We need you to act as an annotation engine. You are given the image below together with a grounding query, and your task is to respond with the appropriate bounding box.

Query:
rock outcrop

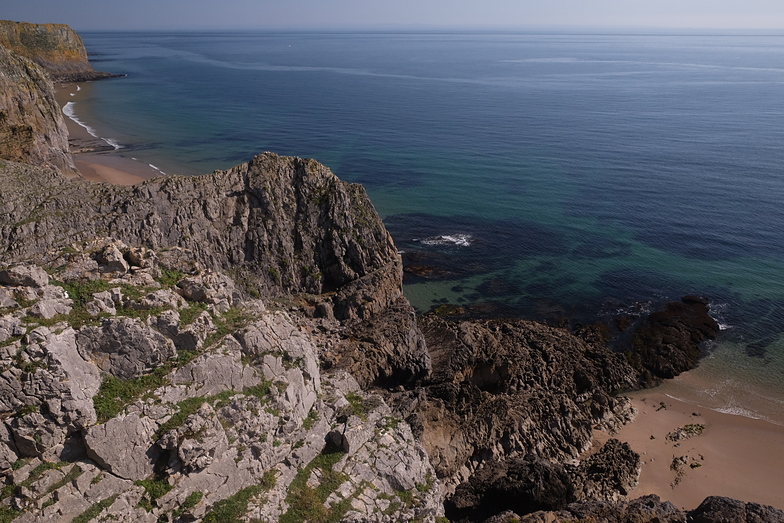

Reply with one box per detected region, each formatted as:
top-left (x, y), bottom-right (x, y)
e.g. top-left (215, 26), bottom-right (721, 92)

top-left (0, 20), bottom-right (116, 82)
top-left (0, 241), bottom-right (444, 522)
top-left (0, 46), bottom-right (74, 173)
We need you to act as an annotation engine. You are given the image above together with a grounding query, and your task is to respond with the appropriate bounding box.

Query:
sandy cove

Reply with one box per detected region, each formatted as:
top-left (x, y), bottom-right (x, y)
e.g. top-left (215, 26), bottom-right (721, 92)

top-left (593, 376), bottom-right (784, 511)
top-left (55, 83), bottom-right (163, 185)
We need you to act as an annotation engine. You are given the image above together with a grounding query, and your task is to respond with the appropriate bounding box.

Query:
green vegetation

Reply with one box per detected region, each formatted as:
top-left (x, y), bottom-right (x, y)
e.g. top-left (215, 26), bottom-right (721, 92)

top-left (156, 268), bottom-right (185, 288)
top-left (204, 307), bottom-right (254, 347)
top-left (173, 490), bottom-right (204, 519)
top-left (71, 494), bottom-right (118, 523)
top-left (93, 366), bottom-right (170, 423)
top-left (279, 445), bottom-right (349, 523)
top-left (134, 474), bottom-right (174, 509)
top-left (202, 471), bottom-right (275, 523)
top-left (179, 302), bottom-right (208, 326)
top-left (344, 392), bottom-right (369, 420)
top-left (302, 409), bottom-right (318, 430)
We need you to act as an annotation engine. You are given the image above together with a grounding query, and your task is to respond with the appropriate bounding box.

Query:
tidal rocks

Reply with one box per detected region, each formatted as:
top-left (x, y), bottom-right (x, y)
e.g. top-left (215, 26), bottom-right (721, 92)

top-left (625, 296), bottom-right (720, 386)
top-left (403, 314), bottom-right (637, 488)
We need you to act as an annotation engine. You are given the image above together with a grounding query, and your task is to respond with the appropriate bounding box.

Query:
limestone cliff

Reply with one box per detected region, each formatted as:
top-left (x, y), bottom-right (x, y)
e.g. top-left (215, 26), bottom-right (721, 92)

top-left (0, 46), bottom-right (74, 173)
top-left (0, 20), bottom-right (116, 82)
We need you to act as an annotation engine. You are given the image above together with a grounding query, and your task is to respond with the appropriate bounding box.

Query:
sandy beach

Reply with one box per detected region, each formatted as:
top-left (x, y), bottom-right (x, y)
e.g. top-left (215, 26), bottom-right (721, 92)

top-left (55, 83), bottom-right (164, 185)
top-left (594, 373), bottom-right (784, 511)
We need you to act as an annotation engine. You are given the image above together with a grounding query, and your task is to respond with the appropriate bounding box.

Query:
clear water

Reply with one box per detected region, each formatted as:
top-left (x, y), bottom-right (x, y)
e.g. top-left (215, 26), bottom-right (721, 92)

top-left (72, 31), bottom-right (784, 421)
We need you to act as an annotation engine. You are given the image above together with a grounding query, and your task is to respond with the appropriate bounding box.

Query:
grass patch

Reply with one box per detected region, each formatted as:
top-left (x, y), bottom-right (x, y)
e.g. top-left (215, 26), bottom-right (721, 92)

top-left (71, 494), bottom-right (118, 523)
top-left (93, 366), bottom-right (170, 423)
top-left (173, 490), bottom-right (204, 519)
top-left (302, 409), bottom-right (318, 430)
top-left (204, 307), bottom-right (253, 347)
top-left (134, 474), bottom-right (173, 508)
top-left (157, 268), bottom-right (185, 289)
top-left (179, 302), bottom-right (208, 326)
top-left (279, 444), bottom-right (349, 523)
top-left (202, 471), bottom-right (275, 523)
top-left (344, 392), bottom-right (368, 421)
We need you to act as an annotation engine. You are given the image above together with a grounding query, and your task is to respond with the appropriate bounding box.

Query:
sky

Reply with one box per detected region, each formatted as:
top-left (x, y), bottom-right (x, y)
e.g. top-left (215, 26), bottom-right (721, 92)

top-left (4, 0), bottom-right (784, 31)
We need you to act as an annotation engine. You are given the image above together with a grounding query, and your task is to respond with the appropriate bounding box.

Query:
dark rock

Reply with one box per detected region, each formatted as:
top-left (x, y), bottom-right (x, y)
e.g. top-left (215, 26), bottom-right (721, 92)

top-left (690, 496), bottom-right (784, 523)
top-left (625, 296), bottom-right (720, 386)
top-left (76, 317), bottom-right (176, 379)
top-left (446, 456), bottom-right (574, 522)
top-left (572, 438), bottom-right (641, 502)
top-left (403, 314), bottom-right (637, 484)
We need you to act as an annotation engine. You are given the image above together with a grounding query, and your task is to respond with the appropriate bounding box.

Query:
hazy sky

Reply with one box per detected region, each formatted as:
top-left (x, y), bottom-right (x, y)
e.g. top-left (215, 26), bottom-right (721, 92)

top-left (4, 0), bottom-right (784, 31)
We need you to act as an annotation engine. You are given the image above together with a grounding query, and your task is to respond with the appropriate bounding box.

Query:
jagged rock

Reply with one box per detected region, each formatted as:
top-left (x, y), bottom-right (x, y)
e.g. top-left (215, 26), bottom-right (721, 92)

top-left (96, 243), bottom-right (129, 274)
top-left (76, 317), bottom-right (176, 379)
top-left (572, 439), bottom-right (641, 502)
top-left (520, 494), bottom-right (688, 523)
top-left (28, 298), bottom-right (72, 320)
top-left (0, 423), bottom-right (19, 471)
top-left (0, 153), bottom-right (401, 324)
top-left (0, 315), bottom-right (24, 342)
top-left (625, 296), bottom-right (720, 386)
top-left (332, 295), bottom-right (431, 388)
top-left (446, 456), bottom-right (574, 522)
top-left (0, 46), bottom-right (74, 172)
top-left (176, 271), bottom-right (239, 306)
top-left (404, 314), bottom-right (638, 490)
top-left (84, 412), bottom-right (160, 481)
top-left (136, 288), bottom-right (185, 310)
top-left (690, 496), bottom-right (784, 523)
top-left (0, 265), bottom-right (49, 288)
top-left (162, 404), bottom-right (229, 473)
top-left (85, 289), bottom-right (120, 316)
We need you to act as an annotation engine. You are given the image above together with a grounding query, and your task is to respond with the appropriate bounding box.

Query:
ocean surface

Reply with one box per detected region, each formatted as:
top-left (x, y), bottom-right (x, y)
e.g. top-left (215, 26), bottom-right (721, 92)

top-left (69, 30), bottom-right (784, 423)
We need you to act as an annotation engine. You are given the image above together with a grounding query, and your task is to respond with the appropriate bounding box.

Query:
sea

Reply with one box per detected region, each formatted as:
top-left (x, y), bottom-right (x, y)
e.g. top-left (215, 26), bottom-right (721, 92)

top-left (67, 30), bottom-right (784, 424)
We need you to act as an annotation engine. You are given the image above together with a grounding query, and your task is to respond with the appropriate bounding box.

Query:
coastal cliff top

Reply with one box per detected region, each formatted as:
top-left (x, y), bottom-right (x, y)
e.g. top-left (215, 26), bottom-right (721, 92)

top-left (0, 20), bottom-right (117, 81)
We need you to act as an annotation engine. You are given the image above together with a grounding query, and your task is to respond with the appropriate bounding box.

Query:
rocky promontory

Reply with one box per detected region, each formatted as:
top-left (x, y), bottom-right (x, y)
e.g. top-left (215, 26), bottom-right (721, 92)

top-left (1, 20), bottom-right (782, 523)
top-left (0, 21), bottom-right (117, 82)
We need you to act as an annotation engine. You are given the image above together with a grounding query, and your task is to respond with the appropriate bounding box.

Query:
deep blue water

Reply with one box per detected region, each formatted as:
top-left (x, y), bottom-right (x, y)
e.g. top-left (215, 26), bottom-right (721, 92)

top-left (70, 31), bottom-right (784, 420)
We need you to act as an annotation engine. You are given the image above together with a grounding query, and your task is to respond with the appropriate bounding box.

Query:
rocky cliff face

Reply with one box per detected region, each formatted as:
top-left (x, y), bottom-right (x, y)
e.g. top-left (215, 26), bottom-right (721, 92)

top-left (0, 46), bottom-right (74, 173)
top-left (0, 20), bottom-right (116, 82)
top-left (0, 240), bottom-right (443, 522)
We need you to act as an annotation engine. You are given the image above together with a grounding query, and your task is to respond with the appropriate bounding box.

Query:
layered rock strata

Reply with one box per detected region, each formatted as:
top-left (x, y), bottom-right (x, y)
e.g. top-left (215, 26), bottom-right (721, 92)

top-left (0, 240), bottom-right (444, 522)
top-left (0, 20), bottom-right (117, 82)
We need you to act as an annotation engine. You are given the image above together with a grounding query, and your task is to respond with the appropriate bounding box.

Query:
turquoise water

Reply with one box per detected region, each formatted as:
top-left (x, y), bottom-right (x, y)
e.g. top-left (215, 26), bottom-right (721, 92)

top-left (71, 31), bottom-right (784, 421)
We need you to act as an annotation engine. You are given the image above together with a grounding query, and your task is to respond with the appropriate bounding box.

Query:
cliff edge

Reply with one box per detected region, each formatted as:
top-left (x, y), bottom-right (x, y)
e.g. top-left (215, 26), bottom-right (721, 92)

top-left (0, 20), bottom-right (117, 82)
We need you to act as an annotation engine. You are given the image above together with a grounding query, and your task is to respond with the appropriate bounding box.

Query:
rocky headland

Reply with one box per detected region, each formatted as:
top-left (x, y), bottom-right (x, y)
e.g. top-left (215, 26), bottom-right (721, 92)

top-left (1, 19), bottom-right (782, 523)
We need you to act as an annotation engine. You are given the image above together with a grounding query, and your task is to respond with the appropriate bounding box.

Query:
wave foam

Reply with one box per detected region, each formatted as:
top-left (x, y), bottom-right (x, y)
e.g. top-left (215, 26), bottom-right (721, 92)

top-left (416, 234), bottom-right (472, 247)
top-left (62, 102), bottom-right (123, 150)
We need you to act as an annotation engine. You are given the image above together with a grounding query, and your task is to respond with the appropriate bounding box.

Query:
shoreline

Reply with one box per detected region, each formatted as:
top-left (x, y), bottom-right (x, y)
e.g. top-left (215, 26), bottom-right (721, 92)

top-left (52, 82), bottom-right (784, 515)
top-left (55, 83), bottom-right (165, 185)
top-left (595, 374), bottom-right (784, 510)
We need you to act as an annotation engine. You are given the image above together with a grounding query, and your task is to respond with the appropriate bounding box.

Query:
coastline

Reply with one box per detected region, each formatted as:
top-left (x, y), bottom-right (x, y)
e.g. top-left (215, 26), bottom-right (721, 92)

top-left (55, 83), bottom-right (164, 185)
top-left (52, 77), bottom-right (784, 517)
top-left (595, 374), bottom-right (784, 510)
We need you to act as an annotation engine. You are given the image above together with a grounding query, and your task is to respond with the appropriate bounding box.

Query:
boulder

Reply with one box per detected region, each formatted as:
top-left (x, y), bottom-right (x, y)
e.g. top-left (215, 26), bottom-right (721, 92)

top-left (85, 412), bottom-right (161, 481)
top-left (76, 317), bottom-right (176, 379)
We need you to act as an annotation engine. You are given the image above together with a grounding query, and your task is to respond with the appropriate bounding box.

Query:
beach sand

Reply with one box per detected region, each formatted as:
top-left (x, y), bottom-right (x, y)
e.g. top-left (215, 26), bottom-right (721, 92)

top-left (594, 373), bottom-right (784, 511)
top-left (55, 83), bottom-right (164, 185)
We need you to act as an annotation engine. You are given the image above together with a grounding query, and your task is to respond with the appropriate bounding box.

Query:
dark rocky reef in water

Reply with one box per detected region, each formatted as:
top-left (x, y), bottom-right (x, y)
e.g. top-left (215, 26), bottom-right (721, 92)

top-left (0, 20), bottom-right (119, 82)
